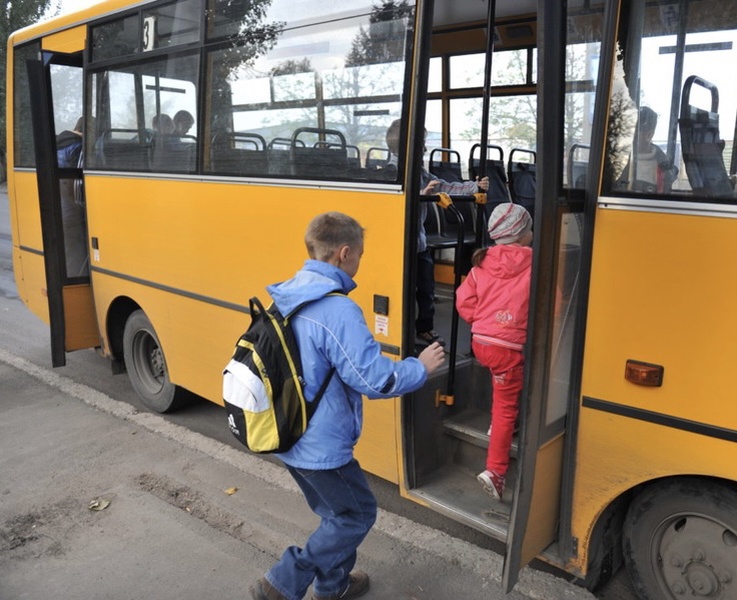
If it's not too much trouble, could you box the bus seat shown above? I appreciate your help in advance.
[97,129,151,170]
[508,148,537,220]
[469,143,511,243]
[430,148,463,182]
[290,128,348,178]
[151,134,196,172]
[366,147,391,171]
[267,137,298,176]
[469,143,509,203]
[315,141,361,174]
[210,131,267,176]
[424,203,457,250]
[567,143,590,189]
[678,75,734,198]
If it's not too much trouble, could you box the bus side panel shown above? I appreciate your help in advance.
[83,175,406,482]
[572,205,737,572]
[9,171,49,322]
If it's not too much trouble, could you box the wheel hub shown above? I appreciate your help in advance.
[657,516,736,598]
[683,562,719,596]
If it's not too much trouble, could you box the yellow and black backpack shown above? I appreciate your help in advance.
[223,296,334,453]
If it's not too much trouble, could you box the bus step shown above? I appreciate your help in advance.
[443,411,519,457]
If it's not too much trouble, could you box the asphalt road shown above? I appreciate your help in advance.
[0,182,638,599]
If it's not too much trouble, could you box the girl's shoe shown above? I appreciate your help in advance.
[477,470,505,500]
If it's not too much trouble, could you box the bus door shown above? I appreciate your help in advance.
[27,46,99,368]
[503,0,606,589]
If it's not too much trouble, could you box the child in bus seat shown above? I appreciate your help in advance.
[456,202,533,501]
[631,106,679,193]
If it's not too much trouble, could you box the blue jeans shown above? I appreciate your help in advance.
[266,459,377,600]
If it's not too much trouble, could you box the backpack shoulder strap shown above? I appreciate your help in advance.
[281,291,347,416]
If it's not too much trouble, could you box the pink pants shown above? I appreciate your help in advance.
[472,340,524,477]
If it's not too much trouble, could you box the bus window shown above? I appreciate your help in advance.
[88,53,199,173]
[563,11,602,190]
[90,14,140,62]
[204,1,414,181]
[13,42,41,168]
[603,0,737,200]
[142,0,200,50]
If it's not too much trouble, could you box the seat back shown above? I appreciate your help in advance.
[469,143,512,242]
[429,148,463,182]
[97,129,151,170]
[291,128,348,178]
[267,137,297,176]
[567,143,590,189]
[508,147,537,219]
[315,141,361,174]
[151,134,197,172]
[210,132,267,176]
[678,75,733,197]
[366,147,390,171]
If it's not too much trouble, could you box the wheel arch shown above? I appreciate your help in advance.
[583,474,737,590]
[106,296,141,369]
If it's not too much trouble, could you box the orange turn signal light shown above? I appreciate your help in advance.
[624,360,664,387]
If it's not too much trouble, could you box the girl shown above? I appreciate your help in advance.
[456,202,533,501]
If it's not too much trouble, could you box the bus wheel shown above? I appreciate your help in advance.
[623,479,737,600]
[123,309,183,413]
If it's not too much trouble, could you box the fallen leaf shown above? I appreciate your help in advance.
[88,498,111,511]
[224,487,238,496]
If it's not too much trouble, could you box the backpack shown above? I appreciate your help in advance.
[223,295,335,453]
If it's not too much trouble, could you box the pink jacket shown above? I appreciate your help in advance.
[456,244,532,351]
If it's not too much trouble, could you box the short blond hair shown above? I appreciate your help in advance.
[305,212,365,261]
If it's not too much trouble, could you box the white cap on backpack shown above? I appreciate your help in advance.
[487,203,532,244]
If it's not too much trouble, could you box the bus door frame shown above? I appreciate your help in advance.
[27,50,99,368]
[503,0,618,589]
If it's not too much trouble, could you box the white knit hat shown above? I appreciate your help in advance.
[487,203,532,244]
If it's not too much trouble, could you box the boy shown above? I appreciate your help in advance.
[455,202,533,501]
[250,212,445,600]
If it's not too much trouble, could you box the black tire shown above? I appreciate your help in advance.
[623,478,737,600]
[122,309,186,413]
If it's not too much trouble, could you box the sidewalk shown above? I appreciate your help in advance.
[0,348,594,600]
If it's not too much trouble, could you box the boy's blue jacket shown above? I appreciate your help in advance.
[267,259,427,469]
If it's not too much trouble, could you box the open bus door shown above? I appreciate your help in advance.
[502,0,605,589]
[27,45,99,368]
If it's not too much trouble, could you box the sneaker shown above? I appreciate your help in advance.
[312,570,370,600]
[417,330,446,347]
[477,470,505,501]
[249,577,288,600]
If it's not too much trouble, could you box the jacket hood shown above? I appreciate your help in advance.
[266,259,357,316]
[481,244,532,279]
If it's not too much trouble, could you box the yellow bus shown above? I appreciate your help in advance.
[8,0,737,596]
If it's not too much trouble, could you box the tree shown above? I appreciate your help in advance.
[345,1,413,67]
[0,0,56,179]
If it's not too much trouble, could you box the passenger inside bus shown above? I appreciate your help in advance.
[631,107,678,193]
[173,110,195,138]
[152,112,196,172]
[56,116,88,277]
[152,113,174,135]
[385,119,489,348]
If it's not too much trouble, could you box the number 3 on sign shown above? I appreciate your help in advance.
[142,16,156,52]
